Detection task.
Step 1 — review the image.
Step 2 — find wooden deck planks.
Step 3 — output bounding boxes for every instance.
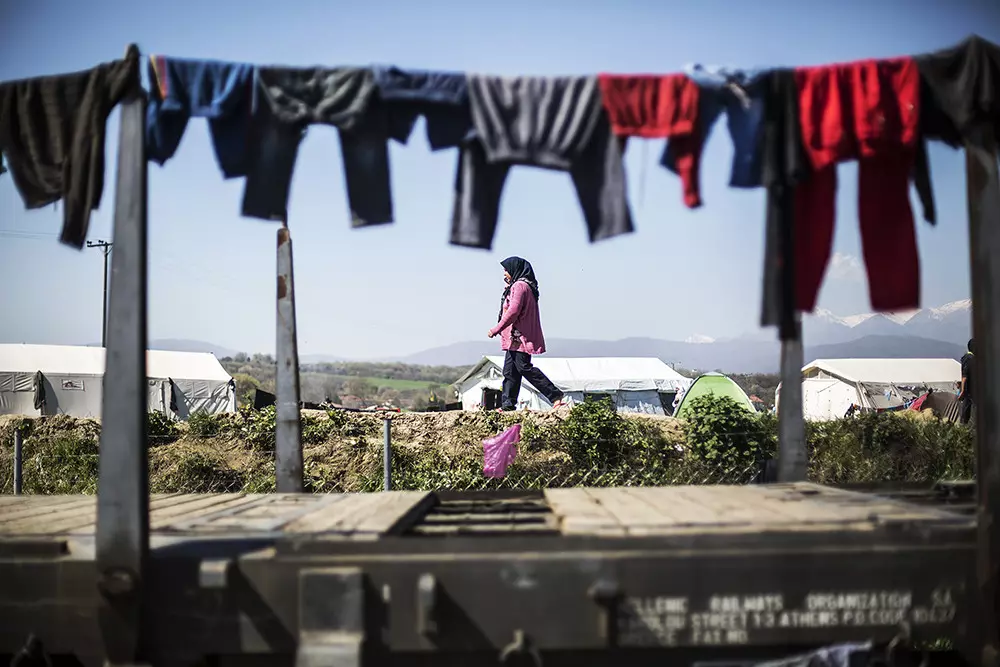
[0,484,968,541]
[0,491,433,539]
[545,483,968,537]
[287,491,433,537]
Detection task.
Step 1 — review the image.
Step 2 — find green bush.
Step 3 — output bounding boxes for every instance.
[301,413,336,445]
[807,412,973,484]
[559,399,674,470]
[561,399,628,468]
[682,394,776,467]
[150,449,245,493]
[187,411,225,439]
[25,433,100,494]
[147,411,179,442]
[236,404,276,451]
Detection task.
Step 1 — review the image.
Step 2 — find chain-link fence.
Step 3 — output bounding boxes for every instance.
[2,429,769,495]
[2,450,766,495]
[1,404,975,496]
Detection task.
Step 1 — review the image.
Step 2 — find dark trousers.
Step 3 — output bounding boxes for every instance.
[501,351,563,410]
[960,397,975,425]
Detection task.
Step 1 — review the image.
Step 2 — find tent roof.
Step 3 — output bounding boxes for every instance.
[675,372,755,417]
[457,356,691,393]
[0,344,233,382]
[802,358,961,384]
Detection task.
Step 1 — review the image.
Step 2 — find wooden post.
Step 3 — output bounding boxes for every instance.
[966,125,1000,667]
[95,43,149,666]
[276,220,304,493]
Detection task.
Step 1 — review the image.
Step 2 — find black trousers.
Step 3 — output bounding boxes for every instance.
[501,351,563,410]
[960,397,975,425]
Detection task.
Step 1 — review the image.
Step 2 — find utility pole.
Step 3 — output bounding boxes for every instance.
[87,240,113,347]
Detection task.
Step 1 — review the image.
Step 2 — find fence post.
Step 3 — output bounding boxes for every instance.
[383,416,392,492]
[13,429,22,495]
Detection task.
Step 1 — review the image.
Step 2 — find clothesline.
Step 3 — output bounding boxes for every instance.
[1,35,998,330]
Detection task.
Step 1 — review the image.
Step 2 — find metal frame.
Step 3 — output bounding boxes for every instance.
[2,42,998,666]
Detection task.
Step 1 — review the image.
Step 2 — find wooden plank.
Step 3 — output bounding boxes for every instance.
[288,491,433,537]
[0,496,98,525]
[0,494,190,535]
[3,495,190,535]
[178,494,346,532]
[148,494,260,530]
[544,484,966,537]
[544,488,626,536]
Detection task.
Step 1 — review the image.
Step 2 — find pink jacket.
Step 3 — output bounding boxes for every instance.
[489,280,546,355]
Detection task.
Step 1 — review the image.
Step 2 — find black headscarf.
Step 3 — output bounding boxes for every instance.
[498,256,539,321]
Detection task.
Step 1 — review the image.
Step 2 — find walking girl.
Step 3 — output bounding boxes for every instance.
[487,257,566,411]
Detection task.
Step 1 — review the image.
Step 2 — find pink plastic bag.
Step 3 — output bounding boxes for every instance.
[482,423,521,478]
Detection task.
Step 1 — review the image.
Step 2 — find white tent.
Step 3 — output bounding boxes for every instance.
[776,358,961,421]
[455,356,693,415]
[0,344,236,420]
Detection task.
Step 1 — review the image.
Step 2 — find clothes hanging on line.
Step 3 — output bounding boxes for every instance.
[371,66,473,150]
[451,75,633,249]
[758,69,809,331]
[0,50,139,248]
[917,35,1000,146]
[597,73,702,207]
[662,65,768,199]
[146,56,255,178]
[241,66,414,226]
[793,56,928,314]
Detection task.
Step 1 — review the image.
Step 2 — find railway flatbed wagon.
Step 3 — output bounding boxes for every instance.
[1,37,999,667]
[0,484,982,665]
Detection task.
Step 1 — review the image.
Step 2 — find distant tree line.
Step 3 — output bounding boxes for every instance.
[302,362,471,385]
[220,356,471,410]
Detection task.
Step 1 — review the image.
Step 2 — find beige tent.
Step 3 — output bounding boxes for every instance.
[0,344,236,419]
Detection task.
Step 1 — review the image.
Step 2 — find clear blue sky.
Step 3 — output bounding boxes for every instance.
[1,0,997,359]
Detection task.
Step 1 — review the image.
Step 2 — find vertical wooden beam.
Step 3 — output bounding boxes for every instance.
[967,125,1000,667]
[276,222,304,492]
[95,44,149,666]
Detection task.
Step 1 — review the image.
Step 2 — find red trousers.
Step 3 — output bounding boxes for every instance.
[794,57,921,313]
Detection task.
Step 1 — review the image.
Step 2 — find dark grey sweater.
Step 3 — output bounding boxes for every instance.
[466,75,603,170]
[0,52,139,248]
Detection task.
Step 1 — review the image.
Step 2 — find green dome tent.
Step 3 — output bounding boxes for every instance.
[674,372,756,418]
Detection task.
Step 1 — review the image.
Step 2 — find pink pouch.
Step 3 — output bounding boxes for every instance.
[483,423,521,478]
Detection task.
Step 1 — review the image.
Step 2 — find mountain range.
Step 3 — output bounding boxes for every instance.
[99,299,970,374]
[387,300,972,372]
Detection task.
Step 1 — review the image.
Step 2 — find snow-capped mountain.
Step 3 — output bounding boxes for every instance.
[685,334,716,344]
[803,299,971,344]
